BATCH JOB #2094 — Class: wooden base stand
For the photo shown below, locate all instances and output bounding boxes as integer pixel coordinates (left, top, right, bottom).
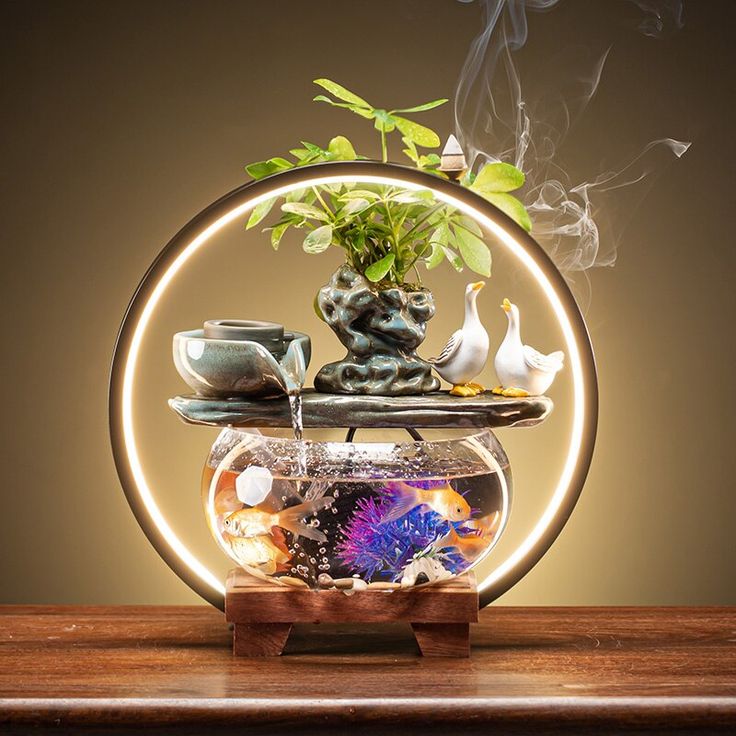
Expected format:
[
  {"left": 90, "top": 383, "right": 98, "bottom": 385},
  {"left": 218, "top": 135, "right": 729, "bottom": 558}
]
[{"left": 225, "top": 568, "right": 478, "bottom": 657}]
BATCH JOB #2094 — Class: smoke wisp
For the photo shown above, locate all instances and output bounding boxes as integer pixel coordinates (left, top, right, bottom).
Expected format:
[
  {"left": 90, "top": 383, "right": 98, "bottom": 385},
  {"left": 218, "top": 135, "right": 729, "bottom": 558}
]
[{"left": 454, "top": 0, "right": 690, "bottom": 297}]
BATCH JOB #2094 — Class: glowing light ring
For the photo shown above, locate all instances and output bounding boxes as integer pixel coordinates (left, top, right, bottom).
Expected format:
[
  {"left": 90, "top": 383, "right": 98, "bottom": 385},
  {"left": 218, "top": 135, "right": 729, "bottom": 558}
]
[{"left": 109, "top": 161, "right": 598, "bottom": 610}]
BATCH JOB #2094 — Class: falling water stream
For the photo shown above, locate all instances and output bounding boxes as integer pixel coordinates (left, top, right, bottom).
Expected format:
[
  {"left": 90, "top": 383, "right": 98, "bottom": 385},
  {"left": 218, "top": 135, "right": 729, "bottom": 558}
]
[
  {"left": 287, "top": 389, "right": 308, "bottom": 494},
  {"left": 288, "top": 390, "right": 304, "bottom": 442},
  {"left": 280, "top": 337, "right": 306, "bottom": 447}
]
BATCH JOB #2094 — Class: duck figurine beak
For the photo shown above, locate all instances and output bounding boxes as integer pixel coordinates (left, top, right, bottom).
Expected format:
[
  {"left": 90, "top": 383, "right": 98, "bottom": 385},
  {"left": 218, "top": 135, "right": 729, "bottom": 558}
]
[
  {"left": 471, "top": 281, "right": 485, "bottom": 292},
  {"left": 501, "top": 297, "right": 512, "bottom": 312}
]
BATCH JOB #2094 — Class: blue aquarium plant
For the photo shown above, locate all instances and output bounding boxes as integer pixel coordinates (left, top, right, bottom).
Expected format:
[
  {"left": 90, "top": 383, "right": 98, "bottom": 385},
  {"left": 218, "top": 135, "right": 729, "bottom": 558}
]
[{"left": 335, "top": 485, "right": 468, "bottom": 581}]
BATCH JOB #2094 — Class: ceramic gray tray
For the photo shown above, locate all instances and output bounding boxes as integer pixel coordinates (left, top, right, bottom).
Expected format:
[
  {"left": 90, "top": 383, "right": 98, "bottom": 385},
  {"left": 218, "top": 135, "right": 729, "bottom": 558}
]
[{"left": 169, "top": 390, "right": 553, "bottom": 430}]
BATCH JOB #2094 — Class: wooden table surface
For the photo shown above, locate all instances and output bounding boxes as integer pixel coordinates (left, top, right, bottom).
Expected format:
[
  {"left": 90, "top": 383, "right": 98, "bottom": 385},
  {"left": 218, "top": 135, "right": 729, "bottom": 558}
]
[{"left": 0, "top": 605, "right": 734, "bottom": 735}]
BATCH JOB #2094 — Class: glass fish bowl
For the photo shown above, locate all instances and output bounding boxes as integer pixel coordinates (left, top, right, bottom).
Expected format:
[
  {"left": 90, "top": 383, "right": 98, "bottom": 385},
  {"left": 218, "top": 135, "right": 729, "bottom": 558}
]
[{"left": 201, "top": 429, "right": 512, "bottom": 591}]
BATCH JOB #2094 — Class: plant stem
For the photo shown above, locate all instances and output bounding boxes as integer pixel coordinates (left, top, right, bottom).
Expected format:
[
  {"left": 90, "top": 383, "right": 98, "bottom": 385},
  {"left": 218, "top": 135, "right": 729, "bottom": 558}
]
[
  {"left": 383, "top": 201, "right": 403, "bottom": 283},
  {"left": 380, "top": 129, "right": 387, "bottom": 163},
  {"left": 398, "top": 203, "right": 445, "bottom": 244},
  {"left": 311, "top": 186, "right": 331, "bottom": 215},
  {"left": 402, "top": 241, "right": 431, "bottom": 275}
]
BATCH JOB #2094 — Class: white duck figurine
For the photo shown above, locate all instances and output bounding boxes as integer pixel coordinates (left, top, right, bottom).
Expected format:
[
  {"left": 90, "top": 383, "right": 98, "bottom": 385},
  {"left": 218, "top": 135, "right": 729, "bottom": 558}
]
[
  {"left": 493, "top": 298, "right": 564, "bottom": 397},
  {"left": 428, "top": 281, "right": 489, "bottom": 397}
]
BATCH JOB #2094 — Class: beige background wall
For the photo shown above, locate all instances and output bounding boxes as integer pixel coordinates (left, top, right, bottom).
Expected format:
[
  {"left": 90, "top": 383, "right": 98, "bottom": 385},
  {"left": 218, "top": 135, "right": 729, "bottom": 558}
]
[{"left": 2, "top": 0, "right": 734, "bottom": 605}]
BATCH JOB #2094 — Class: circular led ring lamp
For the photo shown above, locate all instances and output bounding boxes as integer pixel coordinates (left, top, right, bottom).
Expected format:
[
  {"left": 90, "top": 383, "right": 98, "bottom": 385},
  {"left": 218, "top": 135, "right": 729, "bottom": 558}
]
[{"left": 109, "top": 161, "right": 598, "bottom": 610}]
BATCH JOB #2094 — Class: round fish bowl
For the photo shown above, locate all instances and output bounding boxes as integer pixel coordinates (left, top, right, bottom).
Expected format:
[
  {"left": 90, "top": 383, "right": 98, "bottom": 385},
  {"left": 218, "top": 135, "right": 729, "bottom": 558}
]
[{"left": 202, "top": 429, "right": 512, "bottom": 591}]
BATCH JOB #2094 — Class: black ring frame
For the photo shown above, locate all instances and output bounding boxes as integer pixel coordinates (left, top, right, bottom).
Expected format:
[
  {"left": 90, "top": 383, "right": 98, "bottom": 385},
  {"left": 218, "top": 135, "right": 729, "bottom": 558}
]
[{"left": 109, "top": 161, "right": 598, "bottom": 611}]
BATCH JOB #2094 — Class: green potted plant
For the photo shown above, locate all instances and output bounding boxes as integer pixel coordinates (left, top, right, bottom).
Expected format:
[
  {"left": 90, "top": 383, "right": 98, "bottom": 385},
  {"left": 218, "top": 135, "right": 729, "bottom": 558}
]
[{"left": 244, "top": 79, "right": 530, "bottom": 396}]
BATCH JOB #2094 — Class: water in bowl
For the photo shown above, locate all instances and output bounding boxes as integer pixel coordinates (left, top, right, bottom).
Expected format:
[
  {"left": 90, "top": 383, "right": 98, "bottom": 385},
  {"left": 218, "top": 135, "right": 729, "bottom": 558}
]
[{"left": 202, "top": 457, "right": 510, "bottom": 591}]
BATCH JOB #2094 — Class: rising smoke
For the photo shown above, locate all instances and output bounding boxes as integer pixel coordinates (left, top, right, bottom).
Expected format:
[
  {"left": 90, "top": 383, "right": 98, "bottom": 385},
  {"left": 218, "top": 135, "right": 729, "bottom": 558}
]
[{"left": 453, "top": 0, "right": 690, "bottom": 298}]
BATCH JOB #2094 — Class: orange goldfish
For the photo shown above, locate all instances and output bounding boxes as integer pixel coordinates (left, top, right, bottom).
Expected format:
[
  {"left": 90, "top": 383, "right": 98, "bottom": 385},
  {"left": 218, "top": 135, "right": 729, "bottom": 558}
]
[
  {"left": 214, "top": 486, "right": 243, "bottom": 515},
  {"left": 464, "top": 511, "right": 501, "bottom": 537},
  {"left": 223, "top": 497, "right": 333, "bottom": 543},
  {"left": 381, "top": 481, "right": 471, "bottom": 524},
  {"left": 435, "top": 512, "right": 501, "bottom": 561},
  {"left": 226, "top": 533, "right": 290, "bottom": 574}
]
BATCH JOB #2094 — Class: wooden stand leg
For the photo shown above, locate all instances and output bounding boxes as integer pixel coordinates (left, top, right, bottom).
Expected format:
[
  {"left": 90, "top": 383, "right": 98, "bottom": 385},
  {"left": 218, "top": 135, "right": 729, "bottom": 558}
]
[
  {"left": 233, "top": 622, "right": 292, "bottom": 657},
  {"left": 226, "top": 569, "right": 478, "bottom": 657},
  {"left": 411, "top": 622, "right": 470, "bottom": 658}
]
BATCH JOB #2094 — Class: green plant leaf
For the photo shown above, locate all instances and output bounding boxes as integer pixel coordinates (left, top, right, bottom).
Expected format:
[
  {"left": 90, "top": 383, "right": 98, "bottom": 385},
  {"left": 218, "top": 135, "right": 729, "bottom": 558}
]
[
  {"left": 391, "top": 98, "right": 448, "bottom": 114},
  {"left": 246, "top": 197, "right": 276, "bottom": 230},
  {"left": 313, "top": 96, "right": 375, "bottom": 119},
  {"left": 418, "top": 153, "right": 441, "bottom": 168},
  {"left": 392, "top": 116, "right": 441, "bottom": 147},
  {"left": 313, "top": 79, "right": 371, "bottom": 108},
  {"left": 266, "top": 156, "right": 291, "bottom": 168},
  {"left": 453, "top": 224, "right": 492, "bottom": 276},
  {"left": 339, "top": 189, "right": 382, "bottom": 201},
  {"left": 372, "top": 109, "right": 396, "bottom": 132},
  {"left": 289, "top": 147, "right": 309, "bottom": 160},
  {"left": 473, "top": 162, "right": 525, "bottom": 193},
  {"left": 244, "top": 161, "right": 271, "bottom": 179},
  {"left": 413, "top": 240, "right": 431, "bottom": 257},
  {"left": 432, "top": 223, "right": 449, "bottom": 245},
  {"left": 320, "top": 183, "right": 343, "bottom": 197},
  {"left": 270, "top": 222, "right": 289, "bottom": 250},
  {"left": 391, "top": 190, "right": 434, "bottom": 204},
  {"left": 478, "top": 191, "right": 532, "bottom": 232},
  {"left": 364, "top": 252, "right": 396, "bottom": 282},
  {"left": 425, "top": 243, "right": 445, "bottom": 270},
  {"left": 302, "top": 141, "right": 326, "bottom": 154},
  {"left": 453, "top": 214, "right": 483, "bottom": 237},
  {"left": 327, "top": 135, "right": 357, "bottom": 160},
  {"left": 284, "top": 187, "right": 307, "bottom": 203},
  {"left": 401, "top": 136, "right": 419, "bottom": 162},
  {"left": 245, "top": 157, "right": 292, "bottom": 180},
  {"left": 443, "top": 246, "right": 464, "bottom": 272},
  {"left": 340, "top": 198, "right": 371, "bottom": 216},
  {"left": 391, "top": 192, "right": 421, "bottom": 204},
  {"left": 303, "top": 224, "right": 333, "bottom": 253},
  {"left": 349, "top": 230, "right": 367, "bottom": 252},
  {"left": 281, "top": 202, "right": 329, "bottom": 221},
  {"left": 424, "top": 225, "right": 449, "bottom": 270},
  {"left": 312, "top": 95, "right": 351, "bottom": 109}
]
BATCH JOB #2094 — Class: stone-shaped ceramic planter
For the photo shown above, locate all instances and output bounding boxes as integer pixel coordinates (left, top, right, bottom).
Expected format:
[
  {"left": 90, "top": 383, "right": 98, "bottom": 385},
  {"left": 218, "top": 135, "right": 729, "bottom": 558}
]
[{"left": 314, "top": 265, "right": 440, "bottom": 396}]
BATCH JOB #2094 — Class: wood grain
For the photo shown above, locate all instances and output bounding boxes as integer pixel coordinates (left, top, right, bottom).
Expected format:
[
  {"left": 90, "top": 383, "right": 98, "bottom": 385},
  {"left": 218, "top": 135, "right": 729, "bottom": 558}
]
[
  {"left": 0, "top": 605, "right": 734, "bottom": 734},
  {"left": 226, "top": 569, "right": 477, "bottom": 657},
  {"left": 411, "top": 622, "right": 470, "bottom": 657},
  {"left": 226, "top": 568, "right": 479, "bottom": 624},
  {"left": 233, "top": 622, "right": 292, "bottom": 657}
]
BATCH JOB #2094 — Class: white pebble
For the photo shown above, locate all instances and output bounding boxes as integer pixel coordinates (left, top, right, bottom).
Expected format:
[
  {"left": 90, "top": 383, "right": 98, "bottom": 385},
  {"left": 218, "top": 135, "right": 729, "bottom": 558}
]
[{"left": 235, "top": 466, "right": 273, "bottom": 505}]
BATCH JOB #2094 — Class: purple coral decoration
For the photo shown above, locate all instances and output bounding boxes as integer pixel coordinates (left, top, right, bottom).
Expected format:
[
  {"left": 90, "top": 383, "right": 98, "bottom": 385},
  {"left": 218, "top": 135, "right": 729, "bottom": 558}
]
[{"left": 335, "top": 489, "right": 467, "bottom": 580}]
